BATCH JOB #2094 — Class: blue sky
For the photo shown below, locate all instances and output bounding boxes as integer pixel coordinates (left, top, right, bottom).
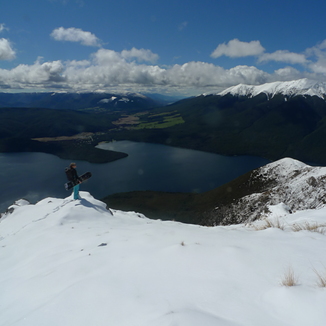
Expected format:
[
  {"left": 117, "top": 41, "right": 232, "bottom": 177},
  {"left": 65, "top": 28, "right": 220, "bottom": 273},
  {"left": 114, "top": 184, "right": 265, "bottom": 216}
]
[{"left": 1, "top": 0, "right": 326, "bottom": 96}]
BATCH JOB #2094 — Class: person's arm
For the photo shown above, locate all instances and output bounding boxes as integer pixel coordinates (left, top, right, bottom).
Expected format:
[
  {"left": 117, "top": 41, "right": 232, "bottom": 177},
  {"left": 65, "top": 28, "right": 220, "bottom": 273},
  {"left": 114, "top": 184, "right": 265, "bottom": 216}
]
[
  {"left": 72, "top": 169, "right": 79, "bottom": 182},
  {"left": 75, "top": 170, "right": 83, "bottom": 183}
]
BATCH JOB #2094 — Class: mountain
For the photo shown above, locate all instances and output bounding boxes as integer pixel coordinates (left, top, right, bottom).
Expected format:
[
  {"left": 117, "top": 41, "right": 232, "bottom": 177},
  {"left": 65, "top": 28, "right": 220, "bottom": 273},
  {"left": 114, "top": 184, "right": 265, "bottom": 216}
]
[
  {"left": 143, "top": 93, "right": 184, "bottom": 105},
  {"left": 116, "top": 79, "right": 326, "bottom": 164},
  {"left": 201, "top": 157, "right": 326, "bottom": 225},
  {"left": 0, "top": 106, "right": 131, "bottom": 163},
  {"left": 0, "top": 107, "right": 116, "bottom": 139},
  {"left": 0, "top": 91, "right": 161, "bottom": 111},
  {"left": 217, "top": 78, "right": 326, "bottom": 99},
  {"left": 1, "top": 191, "right": 326, "bottom": 325},
  {"left": 103, "top": 158, "right": 326, "bottom": 225}
]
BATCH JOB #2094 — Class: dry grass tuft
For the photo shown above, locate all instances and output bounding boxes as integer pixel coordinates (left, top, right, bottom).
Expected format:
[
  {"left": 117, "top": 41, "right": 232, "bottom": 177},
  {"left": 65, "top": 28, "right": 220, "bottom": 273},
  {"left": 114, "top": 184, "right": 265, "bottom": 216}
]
[
  {"left": 280, "top": 267, "right": 299, "bottom": 287},
  {"left": 313, "top": 268, "right": 326, "bottom": 287},
  {"left": 251, "top": 220, "right": 326, "bottom": 234},
  {"left": 292, "top": 222, "right": 326, "bottom": 234},
  {"left": 251, "top": 218, "right": 285, "bottom": 231}
]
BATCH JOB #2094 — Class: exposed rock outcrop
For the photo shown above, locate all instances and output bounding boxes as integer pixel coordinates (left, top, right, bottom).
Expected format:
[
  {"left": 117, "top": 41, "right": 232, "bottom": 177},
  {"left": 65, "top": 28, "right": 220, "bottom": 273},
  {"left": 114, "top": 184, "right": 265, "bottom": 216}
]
[{"left": 205, "top": 158, "right": 326, "bottom": 225}]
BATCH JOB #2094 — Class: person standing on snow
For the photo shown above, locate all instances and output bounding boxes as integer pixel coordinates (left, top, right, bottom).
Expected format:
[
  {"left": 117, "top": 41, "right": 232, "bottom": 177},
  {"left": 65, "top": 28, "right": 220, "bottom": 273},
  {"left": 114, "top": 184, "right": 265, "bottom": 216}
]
[{"left": 66, "top": 163, "right": 82, "bottom": 200}]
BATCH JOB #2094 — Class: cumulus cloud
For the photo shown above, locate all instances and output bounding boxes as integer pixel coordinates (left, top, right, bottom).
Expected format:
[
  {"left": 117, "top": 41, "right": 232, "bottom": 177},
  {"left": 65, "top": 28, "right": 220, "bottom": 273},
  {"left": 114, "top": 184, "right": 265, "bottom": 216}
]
[
  {"left": 212, "top": 38, "right": 309, "bottom": 67},
  {"left": 121, "top": 47, "right": 159, "bottom": 63},
  {"left": 0, "top": 53, "right": 302, "bottom": 92},
  {"left": 273, "top": 67, "right": 303, "bottom": 80},
  {"left": 50, "top": 27, "right": 101, "bottom": 47},
  {"left": 0, "top": 58, "right": 64, "bottom": 89},
  {"left": 258, "top": 50, "right": 307, "bottom": 65},
  {"left": 211, "top": 39, "right": 265, "bottom": 58},
  {"left": 0, "top": 43, "right": 274, "bottom": 92},
  {"left": 0, "top": 38, "right": 16, "bottom": 60},
  {"left": 62, "top": 55, "right": 272, "bottom": 91},
  {"left": 304, "top": 40, "right": 326, "bottom": 74},
  {"left": 2, "top": 39, "right": 326, "bottom": 94}
]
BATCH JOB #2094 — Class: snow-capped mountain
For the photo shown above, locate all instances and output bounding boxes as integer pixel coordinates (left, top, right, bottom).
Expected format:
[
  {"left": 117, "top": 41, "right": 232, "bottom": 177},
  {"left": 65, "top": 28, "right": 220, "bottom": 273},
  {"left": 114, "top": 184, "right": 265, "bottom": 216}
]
[
  {"left": 1, "top": 191, "right": 326, "bottom": 326},
  {"left": 206, "top": 157, "right": 326, "bottom": 226},
  {"left": 0, "top": 91, "right": 161, "bottom": 110},
  {"left": 218, "top": 78, "right": 326, "bottom": 99}
]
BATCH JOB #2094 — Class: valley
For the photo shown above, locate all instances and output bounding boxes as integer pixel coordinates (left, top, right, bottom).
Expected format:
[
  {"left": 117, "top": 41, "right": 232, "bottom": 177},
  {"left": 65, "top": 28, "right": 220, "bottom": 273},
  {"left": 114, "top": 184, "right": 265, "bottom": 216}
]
[
  {"left": 2, "top": 79, "right": 326, "bottom": 221},
  {"left": 2, "top": 80, "right": 326, "bottom": 165}
]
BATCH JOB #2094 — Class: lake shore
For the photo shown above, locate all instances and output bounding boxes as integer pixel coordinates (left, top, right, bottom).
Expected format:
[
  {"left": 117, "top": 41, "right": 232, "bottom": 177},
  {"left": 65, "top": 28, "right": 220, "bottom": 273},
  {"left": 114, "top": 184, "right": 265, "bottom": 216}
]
[
  {"left": 0, "top": 137, "right": 128, "bottom": 164},
  {"left": 0, "top": 141, "right": 271, "bottom": 216}
]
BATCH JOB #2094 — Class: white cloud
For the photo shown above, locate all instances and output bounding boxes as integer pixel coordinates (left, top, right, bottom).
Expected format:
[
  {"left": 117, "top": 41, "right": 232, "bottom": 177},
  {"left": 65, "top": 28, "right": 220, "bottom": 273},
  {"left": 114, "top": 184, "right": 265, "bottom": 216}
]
[
  {"left": 121, "top": 47, "right": 159, "bottom": 63},
  {"left": 211, "top": 39, "right": 265, "bottom": 58},
  {"left": 66, "top": 49, "right": 164, "bottom": 88},
  {"left": 0, "top": 54, "right": 302, "bottom": 92},
  {"left": 64, "top": 57, "right": 272, "bottom": 91},
  {"left": 273, "top": 67, "right": 302, "bottom": 80},
  {"left": 308, "top": 60, "right": 326, "bottom": 74},
  {"left": 2, "top": 40, "right": 326, "bottom": 94},
  {"left": 92, "top": 49, "right": 122, "bottom": 65},
  {"left": 0, "top": 38, "right": 16, "bottom": 60},
  {"left": 304, "top": 40, "right": 326, "bottom": 74},
  {"left": 93, "top": 47, "right": 159, "bottom": 66},
  {"left": 50, "top": 27, "right": 101, "bottom": 47},
  {"left": 258, "top": 50, "right": 307, "bottom": 65},
  {"left": 0, "top": 58, "right": 64, "bottom": 89},
  {"left": 212, "top": 39, "right": 309, "bottom": 67}
]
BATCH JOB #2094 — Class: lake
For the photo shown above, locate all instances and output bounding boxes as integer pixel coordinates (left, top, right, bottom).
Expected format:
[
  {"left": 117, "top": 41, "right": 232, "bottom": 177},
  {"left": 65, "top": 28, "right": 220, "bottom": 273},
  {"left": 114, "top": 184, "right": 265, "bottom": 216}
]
[{"left": 0, "top": 141, "right": 270, "bottom": 213}]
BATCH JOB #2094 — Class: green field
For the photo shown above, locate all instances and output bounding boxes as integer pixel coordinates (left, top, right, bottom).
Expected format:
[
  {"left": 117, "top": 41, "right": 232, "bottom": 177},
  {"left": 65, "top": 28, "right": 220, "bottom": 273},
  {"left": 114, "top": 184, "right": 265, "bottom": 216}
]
[{"left": 133, "top": 111, "right": 184, "bottom": 129}]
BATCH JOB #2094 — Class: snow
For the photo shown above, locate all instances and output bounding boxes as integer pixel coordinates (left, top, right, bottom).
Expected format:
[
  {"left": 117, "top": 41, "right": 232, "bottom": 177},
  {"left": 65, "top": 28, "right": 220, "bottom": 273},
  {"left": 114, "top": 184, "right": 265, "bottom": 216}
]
[
  {"left": 1, "top": 191, "right": 326, "bottom": 326},
  {"left": 99, "top": 97, "right": 117, "bottom": 103},
  {"left": 254, "top": 157, "right": 326, "bottom": 210},
  {"left": 257, "top": 158, "right": 326, "bottom": 210},
  {"left": 98, "top": 96, "right": 133, "bottom": 104},
  {"left": 217, "top": 78, "right": 326, "bottom": 99},
  {"left": 211, "top": 157, "right": 326, "bottom": 225},
  {"left": 258, "top": 157, "right": 308, "bottom": 182},
  {"left": 118, "top": 97, "right": 130, "bottom": 102}
]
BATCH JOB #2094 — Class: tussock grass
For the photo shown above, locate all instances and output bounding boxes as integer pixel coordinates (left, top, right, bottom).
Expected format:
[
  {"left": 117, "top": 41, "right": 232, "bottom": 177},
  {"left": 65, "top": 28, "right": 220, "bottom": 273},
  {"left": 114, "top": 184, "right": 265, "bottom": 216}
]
[
  {"left": 292, "top": 222, "right": 326, "bottom": 234},
  {"left": 250, "top": 218, "right": 285, "bottom": 231},
  {"left": 313, "top": 267, "right": 326, "bottom": 288},
  {"left": 250, "top": 219, "right": 326, "bottom": 235},
  {"left": 280, "top": 266, "right": 299, "bottom": 287}
]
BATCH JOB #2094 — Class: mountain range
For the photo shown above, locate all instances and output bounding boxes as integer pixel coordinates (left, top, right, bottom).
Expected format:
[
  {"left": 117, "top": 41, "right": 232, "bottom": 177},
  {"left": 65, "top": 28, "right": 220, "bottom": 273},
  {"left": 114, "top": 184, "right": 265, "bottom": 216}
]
[
  {"left": 2, "top": 78, "right": 326, "bottom": 165},
  {"left": 0, "top": 91, "right": 168, "bottom": 111},
  {"left": 216, "top": 78, "right": 326, "bottom": 99},
  {"left": 115, "top": 78, "right": 326, "bottom": 164}
]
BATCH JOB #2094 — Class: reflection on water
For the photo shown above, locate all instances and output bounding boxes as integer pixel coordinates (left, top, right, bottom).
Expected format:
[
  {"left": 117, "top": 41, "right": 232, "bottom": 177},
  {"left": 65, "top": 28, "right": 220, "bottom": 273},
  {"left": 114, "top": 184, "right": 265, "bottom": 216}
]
[{"left": 0, "top": 141, "right": 270, "bottom": 213}]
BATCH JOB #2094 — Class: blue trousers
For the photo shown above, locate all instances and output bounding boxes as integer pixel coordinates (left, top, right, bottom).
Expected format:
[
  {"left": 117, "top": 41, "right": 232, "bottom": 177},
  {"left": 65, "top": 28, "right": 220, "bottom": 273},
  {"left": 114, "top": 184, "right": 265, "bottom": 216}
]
[{"left": 73, "top": 184, "right": 80, "bottom": 200}]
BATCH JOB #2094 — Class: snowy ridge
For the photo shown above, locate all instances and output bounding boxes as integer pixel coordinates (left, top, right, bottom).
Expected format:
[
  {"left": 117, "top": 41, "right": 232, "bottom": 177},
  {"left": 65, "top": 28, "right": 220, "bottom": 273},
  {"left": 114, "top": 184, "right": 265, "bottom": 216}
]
[
  {"left": 1, "top": 190, "right": 326, "bottom": 325},
  {"left": 213, "top": 158, "right": 326, "bottom": 225},
  {"left": 217, "top": 78, "right": 326, "bottom": 99}
]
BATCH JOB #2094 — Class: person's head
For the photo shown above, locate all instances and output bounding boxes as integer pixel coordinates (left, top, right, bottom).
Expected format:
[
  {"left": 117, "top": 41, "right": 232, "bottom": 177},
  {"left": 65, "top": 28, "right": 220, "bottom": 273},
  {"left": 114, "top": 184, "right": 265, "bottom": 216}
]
[{"left": 70, "top": 163, "right": 77, "bottom": 169}]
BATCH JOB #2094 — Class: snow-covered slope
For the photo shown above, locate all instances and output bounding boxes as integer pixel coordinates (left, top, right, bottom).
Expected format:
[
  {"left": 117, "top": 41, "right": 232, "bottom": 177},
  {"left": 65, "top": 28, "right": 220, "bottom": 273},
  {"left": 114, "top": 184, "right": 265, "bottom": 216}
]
[
  {"left": 218, "top": 78, "right": 326, "bottom": 99},
  {"left": 1, "top": 191, "right": 326, "bottom": 326},
  {"left": 210, "top": 158, "right": 326, "bottom": 225}
]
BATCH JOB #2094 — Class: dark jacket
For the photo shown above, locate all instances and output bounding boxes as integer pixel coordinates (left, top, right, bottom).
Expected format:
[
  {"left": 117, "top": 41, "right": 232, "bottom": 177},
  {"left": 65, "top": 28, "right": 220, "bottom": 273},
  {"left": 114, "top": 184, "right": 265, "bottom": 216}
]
[
  {"left": 71, "top": 168, "right": 79, "bottom": 182},
  {"left": 66, "top": 167, "right": 81, "bottom": 182}
]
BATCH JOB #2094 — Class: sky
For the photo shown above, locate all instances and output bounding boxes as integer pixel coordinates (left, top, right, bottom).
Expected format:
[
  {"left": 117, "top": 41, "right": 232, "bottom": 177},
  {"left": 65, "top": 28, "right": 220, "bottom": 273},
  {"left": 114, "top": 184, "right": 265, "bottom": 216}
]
[{"left": 1, "top": 0, "right": 326, "bottom": 96}]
